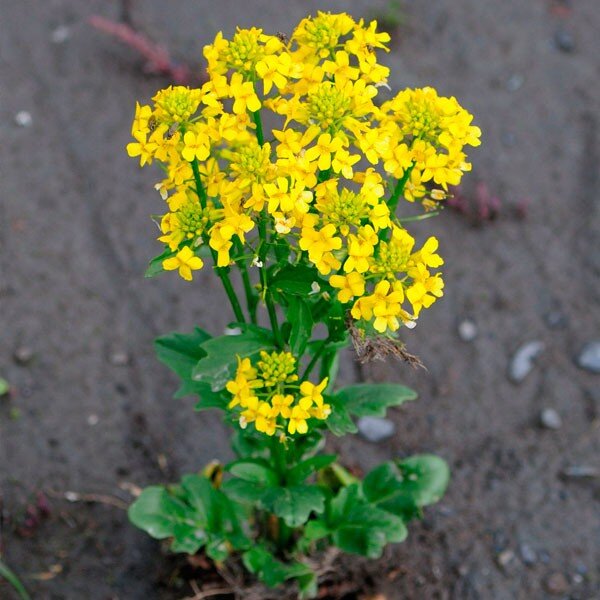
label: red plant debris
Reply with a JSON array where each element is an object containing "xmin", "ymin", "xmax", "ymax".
[
  {"xmin": 15, "ymin": 492, "xmax": 51, "ymax": 538},
  {"xmin": 89, "ymin": 15, "xmax": 200, "ymax": 85},
  {"xmin": 447, "ymin": 182, "xmax": 528, "ymax": 225}
]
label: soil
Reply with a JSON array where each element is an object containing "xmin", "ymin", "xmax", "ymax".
[{"xmin": 1, "ymin": 1, "xmax": 599, "ymax": 599}]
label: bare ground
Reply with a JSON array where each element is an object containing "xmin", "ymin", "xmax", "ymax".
[{"xmin": 1, "ymin": 1, "xmax": 599, "ymax": 598}]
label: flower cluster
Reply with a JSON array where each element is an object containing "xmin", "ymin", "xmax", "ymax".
[
  {"xmin": 126, "ymin": 11, "xmax": 480, "ymax": 333},
  {"xmin": 226, "ymin": 352, "xmax": 330, "ymax": 437}
]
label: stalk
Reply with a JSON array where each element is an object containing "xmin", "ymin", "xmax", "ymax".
[{"xmin": 190, "ymin": 159, "xmax": 246, "ymax": 324}]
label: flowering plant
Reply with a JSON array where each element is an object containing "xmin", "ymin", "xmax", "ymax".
[{"xmin": 126, "ymin": 11, "xmax": 479, "ymax": 596}]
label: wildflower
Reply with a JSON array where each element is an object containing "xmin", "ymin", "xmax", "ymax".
[
  {"xmin": 182, "ymin": 131, "xmax": 210, "ymax": 162},
  {"xmin": 162, "ymin": 246, "xmax": 204, "ymax": 281},
  {"xmin": 229, "ymin": 73, "xmax": 261, "ymax": 115},
  {"xmin": 305, "ymin": 133, "xmax": 344, "ymax": 171},
  {"xmin": 330, "ymin": 272, "xmax": 365, "ymax": 304}
]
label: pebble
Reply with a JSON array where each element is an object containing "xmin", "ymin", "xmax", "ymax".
[
  {"xmin": 506, "ymin": 74, "xmax": 524, "ymax": 92},
  {"xmin": 496, "ymin": 549, "xmax": 515, "ymax": 571},
  {"xmin": 544, "ymin": 572, "xmax": 569, "ymax": 595},
  {"xmin": 14, "ymin": 111, "xmax": 32, "ymax": 127},
  {"xmin": 51, "ymin": 25, "xmax": 71, "ymax": 44},
  {"xmin": 508, "ymin": 341, "xmax": 544, "ymax": 383},
  {"xmin": 357, "ymin": 416, "xmax": 396, "ymax": 443},
  {"xmin": 14, "ymin": 346, "xmax": 34, "ymax": 365},
  {"xmin": 519, "ymin": 543, "xmax": 537, "ymax": 566},
  {"xmin": 554, "ymin": 29, "xmax": 575, "ymax": 53},
  {"xmin": 543, "ymin": 309, "xmax": 568, "ymax": 330},
  {"xmin": 561, "ymin": 465, "xmax": 600, "ymax": 479},
  {"xmin": 540, "ymin": 408, "xmax": 562, "ymax": 430},
  {"xmin": 87, "ymin": 414, "xmax": 99, "ymax": 426},
  {"xmin": 109, "ymin": 351, "xmax": 130, "ymax": 367},
  {"xmin": 576, "ymin": 341, "xmax": 600, "ymax": 374},
  {"xmin": 458, "ymin": 319, "xmax": 478, "ymax": 342}
]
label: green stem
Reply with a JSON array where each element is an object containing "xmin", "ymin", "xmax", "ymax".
[
  {"xmin": 388, "ymin": 163, "xmax": 415, "ymax": 214},
  {"xmin": 258, "ymin": 213, "xmax": 284, "ymax": 348},
  {"xmin": 252, "ymin": 110, "xmax": 264, "ymax": 146},
  {"xmin": 190, "ymin": 158, "xmax": 207, "ymax": 207},
  {"xmin": 0, "ymin": 559, "xmax": 31, "ymax": 600},
  {"xmin": 190, "ymin": 160, "xmax": 246, "ymax": 324},
  {"xmin": 302, "ymin": 339, "xmax": 328, "ymax": 381},
  {"xmin": 235, "ymin": 240, "xmax": 258, "ymax": 324}
]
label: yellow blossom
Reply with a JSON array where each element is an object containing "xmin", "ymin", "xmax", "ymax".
[{"xmin": 162, "ymin": 246, "xmax": 204, "ymax": 281}]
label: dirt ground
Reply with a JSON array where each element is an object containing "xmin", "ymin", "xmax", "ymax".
[{"xmin": 1, "ymin": 0, "xmax": 599, "ymax": 598}]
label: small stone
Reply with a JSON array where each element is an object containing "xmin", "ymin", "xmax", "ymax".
[
  {"xmin": 543, "ymin": 309, "xmax": 568, "ymax": 329},
  {"xmin": 572, "ymin": 573, "xmax": 583, "ymax": 585},
  {"xmin": 506, "ymin": 74, "xmax": 524, "ymax": 92},
  {"xmin": 14, "ymin": 346, "xmax": 34, "ymax": 365},
  {"xmin": 554, "ymin": 29, "xmax": 575, "ymax": 53},
  {"xmin": 496, "ymin": 549, "xmax": 515, "ymax": 570},
  {"xmin": 109, "ymin": 351, "xmax": 130, "ymax": 367},
  {"xmin": 51, "ymin": 25, "xmax": 71, "ymax": 44},
  {"xmin": 519, "ymin": 543, "xmax": 537, "ymax": 566},
  {"xmin": 561, "ymin": 465, "xmax": 600, "ymax": 479},
  {"xmin": 14, "ymin": 111, "xmax": 32, "ymax": 127},
  {"xmin": 544, "ymin": 572, "xmax": 569, "ymax": 595},
  {"xmin": 87, "ymin": 414, "xmax": 99, "ymax": 426},
  {"xmin": 458, "ymin": 319, "xmax": 478, "ymax": 342},
  {"xmin": 540, "ymin": 408, "xmax": 562, "ymax": 430},
  {"xmin": 508, "ymin": 341, "xmax": 544, "ymax": 383},
  {"xmin": 538, "ymin": 550, "xmax": 551, "ymax": 564},
  {"xmin": 357, "ymin": 416, "xmax": 396, "ymax": 443},
  {"xmin": 576, "ymin": 341, "xmax": 600, "ymax": 374}
]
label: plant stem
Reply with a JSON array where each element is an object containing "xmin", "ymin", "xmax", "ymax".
[
  {"xmin": 252, "ymin": 110, "xmax": 264, "ymax": 146},
  {"xmin": 190, "ymin": 159, "xmax": 246, "ymax": 324},
  {"xmin": 388, "ymin": 163, "xmax": 414, "ymax": 214},
  {"xmin": 0, "ymin": 559, "xmax": 31, "ymax": 600},
  {"xmin": 235, "ymin": 240, "xmax": 258, "ymax": 324},
  {"xmin": 301, "ymin": 339, "xmax": 328, "ymax": 381}
]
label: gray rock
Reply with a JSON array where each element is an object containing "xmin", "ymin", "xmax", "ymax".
[
  {"xmin": 357, "ymin": 416, "xmax": 396, "ymax": 443},
  {"xmin": 496, "ymin": 549, "xmax": 515, "ymax": 572},
  {"xmin": 109, "ymin": 351, "xmax": 130, "ymax": 367},
  {"xmin": 554, "ymin": 29, "xmax": 575, "ymax": 53},
  {"xmin": 519, "ymin": 543, "xmax": 537, "ymax": 566},
  {"xmin": 506, "ymin": 74, "xmax": 524, "ymax": 92},
  {"xmin": 544, "ymin": 572, "xmax": 569, "ymax": 595},
  {"xmin": 14, "ymin": 346, "xmax": 34, "ymax": 365},
  {"xmin": 14, "ymin": 110, "xmax": 32, "ymax": 127},
  {"xmin": 458, "ymin": 319, "xmax": 478, "ymax": 342},
  {"xmin": 576, "ymin": 341, "xmax": 600, "ymax": 374},
  {"xmin": 561, "ymin": 465, "xmax": 600, "ymax": 479},
  {"xmin": 509, "ymin": 341, "xmax": 544, "ymax": 383},
  {"xmin": 540, "ymin": 408, "xmax": 562, "ymax": 430}
]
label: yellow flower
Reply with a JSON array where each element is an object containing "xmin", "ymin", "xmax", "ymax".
[
  {"xmin": 305, "ymin": 133, "xmax": 344, "ymax": 171},
  {"xmin": 300, "ymin": 378, "xmax": 329, "ymax": 405},
  {"xmin": 126, "ymin": 131, "xmax": 157, "ymax": 167},
  {"xmin": 287, "ymin": 401, "xmax": 311, "ymax": 435},
  {"xmin": 162, "ymin": 246, "xmax": 204, "ymax": 281},
  {"xmin": 331, "ymin": 148, "xmax": 360, "ymax": 179},
  {"xmin": 182, "ymin": 131, "xmax": 210, "ymax": 162},
  {"xmin": 209, "ymin": 225, "xmax": 233, "ymax": 267},
  {"xmin": 270, "ymin": 394, "xmax": 294, "ymax": 419},
  {"xmin": 330, "ymin": 272, "xmax": 365, "ymax": 304},
  {"xmin": 229, "ymin": 73, "xmax": 261, "ymax": 115},
  {"xmin": 299, "ymin": 223, "xmax": 342, "ymax": 264}
]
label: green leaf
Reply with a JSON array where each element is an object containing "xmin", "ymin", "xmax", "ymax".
[
  {"xmin": 395, "ymin": 454, "xmax": 450, "ymax": 507},
  {"xmin": 192, "ymin": 327, "xmax": 275, "ymax": 391},
  {"xmin": 0, "ymin": 378, "xmax": 9, "ymax": 396},
  {"xmin": 221, "ymin": 478, "xmax": 267, "ymax": 504},
  {"xmin": 325, "ymin": 399, "xmax": 357, "ymax": 436},
  {"xmin": 242, "ymin": 546, "xmax": 314, "ymax": 589},
  {"xmin": 144, "ymin": 247, "xmax": 175, "ymax": 278},
  {"xmin": 154, "ymin": 328, "xmax": 227, "ymax": 408},
  {"xmin": 128, "ymin": 486, "xmax": 198, "ymax": 540},
  {"xmin": 226, "ymin": 459, "xmax": 278, "ymax": 486},
  {"xmin": 362, "ymin": 456, "xmax": 450, "ymax": 522},
  {"xmin": 270, "ymin": 263, "xmax": 320, "ymax": 296},
  {"xmin": 286, "ymin": 297, "xmax": 313, "ymax": 356},
  {"xmin": 288, "ymin": 455, "xmax": 337, "ymax": 485},
  {"xmin": 129, "ymin": 476, "xmax": 249, "ymax": 557},
  {"xmin": 334, "ymin": 383, "xmax": 417, "ymax": 417},
  {"xmin": 262, "ymin": 485, "xmax": 325, "ymax": 527},
  {"xmin": 328, "ymin": 484, "xmax": 407, "ymax": 558}
]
